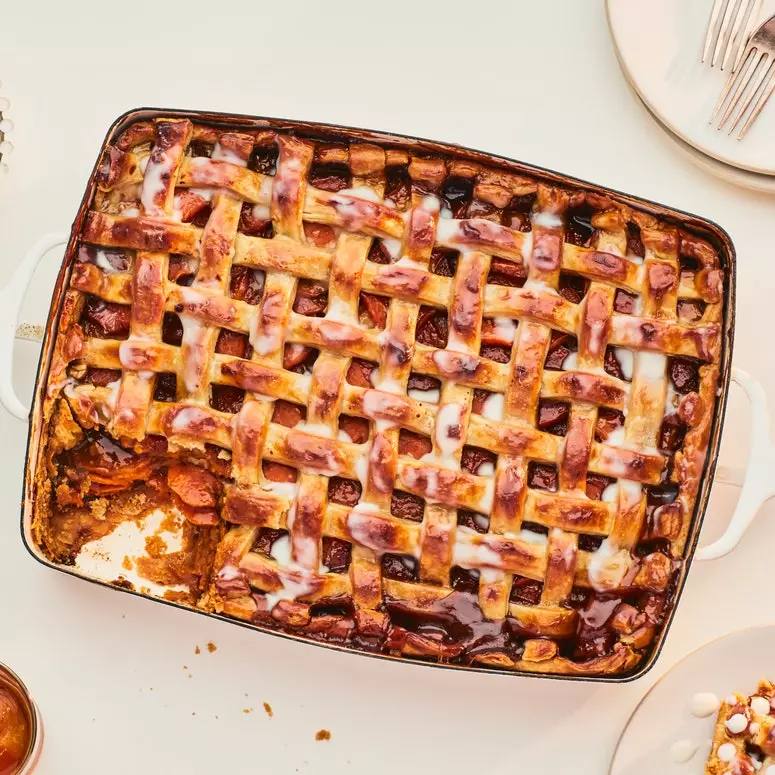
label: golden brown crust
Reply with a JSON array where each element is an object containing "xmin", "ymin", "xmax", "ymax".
[{"xmin": 32, "ymin": 115, "xmax": 728, "ymax": 677}]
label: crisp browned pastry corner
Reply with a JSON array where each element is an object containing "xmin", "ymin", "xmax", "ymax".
[{"xmin": 32, "ymin": 116, "xmax": 726, "ymax": 676}]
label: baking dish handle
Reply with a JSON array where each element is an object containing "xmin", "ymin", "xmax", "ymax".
[
  {"xmin": 0, "ymin": 232, "xmax": 68, "ymax": 421},
  {"xmin": 696, "ymin": 367, "xmax": 775, "ymax": 560}
]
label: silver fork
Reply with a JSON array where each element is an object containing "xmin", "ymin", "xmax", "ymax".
[
  {"xmin": 711, "ymin": 15, "xmax": 775, "ymax": 138},
  {"xmin": 703, "ymin": 0, "xmax": 763, "ymax": 71}
]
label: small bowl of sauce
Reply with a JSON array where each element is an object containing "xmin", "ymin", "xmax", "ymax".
[{"xmin": 0, "ymin": 663, "xmax": 41, "ymax": 775}]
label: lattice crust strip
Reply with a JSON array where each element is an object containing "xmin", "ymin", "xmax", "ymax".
[{"xmin": 39, "ymin": 116, "xmax": 726, "ymax": 676}]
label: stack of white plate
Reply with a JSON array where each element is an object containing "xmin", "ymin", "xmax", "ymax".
[{"xmin": 607, "ymin": 0, "xmax": 775, "ymax": 192}]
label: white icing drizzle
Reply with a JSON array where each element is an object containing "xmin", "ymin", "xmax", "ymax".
[
  {"xmin": 408, "ymin": 387, "xmax": 440, "ymax": 404},
  {"xmin": 346, "ymin": 503, "xmax": 397, "ymax": 555},
  {"xmin": 435, "ymin": 403, "xmax": 465, "ymax": 461},
  {"xmin": 179, "ymin": 314, "xmax": 206, "ymax": 393},
  {"xmin": 296, "ymin": 422, "xmax": 334, "ymax": 438},
  {"xmin": 257, "ymin": 175, "xmax": 274, "ymax": 208},
  {"xmin": 434, "ymin": 217, "xmax": 459, "ymax": 244},
  {"xmin": 614, "ymin": 348, "xmax": 633, "ymax": 381},
  {"xmin": 420, "ymin": 195, "xmax": 441, "ymax": 213},
  {"xmin": 619, "ymin": 479, "xmax": 641, "ymax": 509},
  {"xmin": 117, "ymin": 336, "xmax": 151, "ymax": 371},
  {"xmin": 669, "ymin": 740, "xmax": 698, "ymax": 764},
  {"xmin": 432, "ymin": 349, "xmax": 479, "ymax": 376},
  {"xmin": 452, "ymin": 529, "xmax": 502, "ymax": 569},
  {"xmin": 263, "ymin": 481, "xmax": 298, "ymax": 500},
  {"xmin": 717, "ymin": 743, "xmax": 736, "ymax": 762},
  {"xmin": 690, "ymin": 691, "xmax": 719, "ymax": 718},
  {"xmin": 562, "ymin": 351, "xmax": 578, "ymax": 371},
  {"xmin": 473, "ymin": 513, "xmax": 490, "ymax": 531},
  {"xmin": 637, "ymin": 351, "xmax": 666, "ymax": 382},
  {"xmin": 170, "ymin": 407, "xmax": 206, "ymax": 435},
  {"xmin": 373, "ymin": 375, "xmax": 403, "ymax": 395},
  {"xmin": 189, "ymin": 187, "xmax": 215, "ymax": 202},
  {"xmin": 270, "ymin": 534, "xmax": 292, "ymax": 565},
  {"xmin": 362, "ymin": 390, "xmax": 402, "ymax": 433},
  {"xmin": 726, "ymin": 713, "xmax": 749, "ymax": 734},
  {"xmin": 605, "ymin": 424, "xmax": 626, "ymax": 447},
  {"xmin": 263, "ymin": 568, "xmax": 316, "ymax": 612},
  {"xmin": 211, "ymin": 142, "xmax": 247, "ymax": 167},
  {"xmin": 319, "ymin": 320, "xmax": 360, "ymax": 345},
  {"xmin": 439, "ymin": 205, "xmax": 453, "ymax": 219},
  {"xmin": 532, "ymin": 211, "xmax": 563, "ymax": 229},
  {"xmin": 446, "ymin": 327, "xmax": 469, "ymax": 353},
  {"xmin": 751, "ymin": 696, "xmax": 771, "ymax": 716},
  {"xmin": 252, "ymin": 203, "xmax": 271, "ymax": 220},
  {"xmin": 491, "ymin": 317, "xmax": 518, "ymax": 344},
  {"xmin": 105, "ymin": 379, "xmax": 121, "ymax": 408},
  {"xmin": 338, "ymin": 428, "xmax": 353, "ymax": 442},
  {"xmin": 249, "ymin": 294, "xmax": 284, "ymax": 356},
  {"xmin": 336, "ymin": 186, "xmax": 381, "ymax": 202},
  {"xmin": 354, "ymin": 453, "xmax": 370, "ymax": 490},
  {"xmin": 121, "ymin": 206, "xmax": 140, "ymax": 218},
  {"xmin": 521, "ymin": 231, "xmax": 533, "ymax": 263},
  {"xmin": 516, "ymin": 529, "xmax": 549, "ymax": 546},
  {"xmin": 476, "ymin": 479, "xmax": 495, "ymax": 513},
  {"xmin": 477, "ymin": 462, "xmax": 495, "ymax": 477},
  {"xmin": 601, "ymin": 482, "xmax": 619, "ymax": 502},
  {"xmin": 286, "ymin": 503, "xmax": 317, "ymax": 568},
  {"xmin": 141, "ymin": 156, "xmax": 173, "ymax": 217},
  {"xmin": 523, "ymin": 278, "xmax": 559, "ymax": 296},
  {"xmin": 94, "ymin": 250, "xmax": 120, "ymax": 274},
  {"xmin": 665, "ymin": 382, "xmax": 680, "ymax": 415},
  {"xmin": 481, "ymin": 392, "xmax": 505, "ymax": 421},
  {"xmin": 326, "ymin": 296, "xmax": 357, "ymax": 324},
  {"xmin": 587, "ymin": 538, "xmax": 632, "ymax": 592},
  {"xmin": 382, "ymin": 238, "xmax": 402, "ymax": 259}
]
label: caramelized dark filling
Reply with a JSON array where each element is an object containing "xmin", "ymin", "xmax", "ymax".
[
  {"xmin": 391, "ymin": 491, "xmax": 424, "ymax": 522},
  {"xmin": 501, "ymin": 193, "xmax": 536, "ymax": 232},
  {"xmin": 415, "ymin": 306, "xmax": 449, "ymax": 348},
  {"xmin": 248, "ymin": 144, "xmax": 278, "ymax": 175},
  {"xmin": 565, "ymin": 204, "xmax": 596, "ymax": 247},
  {"xmin": 537, "ymin": 400, "xmax": 569, "ymax": 436},
  {"xmin": 544, "ymin": 332, "xmax": 578, "ymax": 370},
  {"xmin": 384, "ymin": 166, "xmax": 411, "ymax": 210},
  {"xmin": 308, "ymin": 162, "xmax": 351, "ymax": 192},
  {"xmin": 669, "ymin": 357, "xmax": 700, "ymax": 394},
  {"xmin": 441, "ymin": 176, "xmax": 473, "ymax": 218},
  {"xmin": 626, "ymin": 221, "xmax": 645, "ymax": 257},
  {"xmin": 429, "ymin": 249, "xmax": 458, "ymax": 277},
  {"xmin": 528, "ymin": 463, "xmax": 558, "ymax": 492},
  {"xmin": 558, "ymin": 273, "xmax": 589, "ymax": 304},
  {"xmin": 80, "ymin": 297, "xmax": 131, "ymax": 340}
]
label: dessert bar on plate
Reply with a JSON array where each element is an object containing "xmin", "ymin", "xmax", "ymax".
[
  {"xmin": 705, "ymin": 680, "xmax": 775, "ymax": 773},
  {"xmin": 23, "ymin": 109, "xmax": 734, "ymax": 679}
]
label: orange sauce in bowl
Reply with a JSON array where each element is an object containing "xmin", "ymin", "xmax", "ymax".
[{"xmin": 0, "ymin": 678, "xmax": 31, "ymax": 775}]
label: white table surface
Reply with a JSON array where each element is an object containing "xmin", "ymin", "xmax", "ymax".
[{"xmin": 1, "ymin": 2, "xmax": 773, "ymax": 772}]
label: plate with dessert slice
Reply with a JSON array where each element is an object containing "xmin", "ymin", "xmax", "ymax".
[{"xmin": 610, "ymin": 625, "xmax": 775, "ymax": 773}]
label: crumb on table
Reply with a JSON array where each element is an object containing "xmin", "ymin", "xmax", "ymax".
[
  {"xmin": 207, "ymin": 642, "xmax": 217, "ymax": 653},
  {"xmin": 195, "ymin": 646, "xmax": 200, "ymax": 655},
  {"xmin": 315, "ymin": 729, "xmax": 331, "ymax": 742},
  {"xmin": 263, "ymin": 702, "xmax": 273, "ymax": 718}
]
